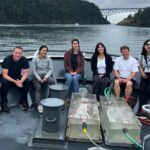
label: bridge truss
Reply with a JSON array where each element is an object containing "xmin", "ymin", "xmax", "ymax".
[{"xmin": 100, "ymin": 8, "xmax": 143, "ymax": 18}]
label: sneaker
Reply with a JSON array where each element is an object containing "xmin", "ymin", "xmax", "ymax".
[
  {"xmin": 64, "ymin": 99, "xmax": 70, "ymax": 105},
  {"xmin": 1, "ymin": 103, "xmax": 10, "ymax": 113},
  {"xmin": 19, "ymin": 102, "xmax": 29, "ymax": 110},
  {"xmin": 37, "ymin": 105, "xmax": 43, "ymax": 113}
]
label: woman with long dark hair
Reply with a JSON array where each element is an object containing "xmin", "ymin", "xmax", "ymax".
[
  {"xmin": 91, "ymin": 42, "xmax": 113, "ymax": 101},
  {"xmin": 138, "ymin": 39, "xmax": 150, "ymax": 115},
  {"xmin": 64, "ymin": 39, "xmax": 84, "ymax": 98}
]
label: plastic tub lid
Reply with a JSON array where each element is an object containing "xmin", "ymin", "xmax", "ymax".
[
  {"xmin": 41, "ymin": 98, "xmax": 64, "ymax": 107},
  {"xmin": 49, "ymin": 84, "xmax": 66, "ymax": 91}
]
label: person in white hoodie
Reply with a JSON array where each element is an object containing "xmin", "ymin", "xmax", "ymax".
[{"xmin": 31, "ymin": 45, "xmax": 56, "ymax": 113}]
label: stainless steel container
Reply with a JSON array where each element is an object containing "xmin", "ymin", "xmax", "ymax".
[
  {"xmin": 41, "ymin": 98, "xmax": 64, "ymax": 133},
  {"xmin": 49, "ymin": 84, "xmax": 67, "ymax": 100}
]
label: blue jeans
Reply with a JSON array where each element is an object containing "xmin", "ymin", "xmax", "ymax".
[{"xmin": 64, "ymin": 73, "xmax": 82, "ymax": 97}]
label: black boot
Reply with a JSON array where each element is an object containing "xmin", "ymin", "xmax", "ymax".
[{"xmin": 1, "ymin": 103, "xmax": 10, "ymax": 113}]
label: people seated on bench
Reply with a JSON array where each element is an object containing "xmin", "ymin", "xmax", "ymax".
[
  {"xmin": 91, "ymin": 42, "xmax": 113, "ymax": 101},
  {"xmin": 137, "ymin": 39, "xmax": 150, "ymax": 115},
  {"xmin": 31, "ymin": 45, "xmax": 56, "ymax": 113},
  {"xmin": 1, "ymin": 46, "xmax": 29, "ymax": 113},
  {"xmin": 113, "ymin": 45, "xmax": 138, "ymax": 99},
  {"xmin": 64, "ymin": 39, "xmax": 84, "ymax": 98}
]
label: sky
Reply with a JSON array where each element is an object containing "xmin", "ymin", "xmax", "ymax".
[
  {"xmin": 87, "ymin": 0, "xmax": 150, "ymax": 23},
  {"xmin": 87, "ymin": 0, "xmax": 150, "ymax": 8}
]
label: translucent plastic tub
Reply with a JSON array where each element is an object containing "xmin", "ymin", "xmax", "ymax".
[
  {"xmin": 67, "ymin": 93, "xmax": 101, "ymax": 141},
  {"xmin": 100, "ymin": 96, "xmax": 141, "ymax": 146}
]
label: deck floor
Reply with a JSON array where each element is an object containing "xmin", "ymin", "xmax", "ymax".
[{"xmin": 0, "ymin": 106, "xmax": 149, "ymax": 150}]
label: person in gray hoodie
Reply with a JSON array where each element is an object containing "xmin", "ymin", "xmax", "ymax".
[{"xmin": 31, "ymin": 45, "xmax": 56, "ymax": 113}]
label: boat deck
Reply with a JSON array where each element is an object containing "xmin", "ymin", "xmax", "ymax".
[
  {"xmin": 0, "ymin": 105, "xmax": 150, "ymax": 150},
  {"xmin": 0, "ymin": 55, "xmax": 149, "ymax": 150}
]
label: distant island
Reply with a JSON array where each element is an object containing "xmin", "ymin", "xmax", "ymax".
[
  {"xmin": 117, "ymin": 7, "xmax": 150, "ymax": 27},
  {"xmin": 0, "ymin": 0, "xmax": 109, "ymax": 24}
]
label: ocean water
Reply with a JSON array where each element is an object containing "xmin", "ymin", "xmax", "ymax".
[{"xmin": 0, "ymin": 24, "xmax": 150, "ymax": 59}]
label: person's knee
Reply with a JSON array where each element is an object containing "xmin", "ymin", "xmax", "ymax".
[
  {"xmin": 72, "ymin": 75, "xmax": 79, "ymax": 81},
  {"xmin": 93, "ymin": 75, "xmax": 100, "ymax": 82},
  {"xmin": 126, "ymin": 81, "xmax": 133, "ymax": 88},
  {"xmin": 33, "ymin": 82, "xmax": 41, "ymax": 91},
  {"xmin": 66, "ymin": 75, "xmax": 73, "ymax": 81}
]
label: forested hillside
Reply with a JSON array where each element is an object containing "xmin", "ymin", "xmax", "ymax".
[
  {"xmin": 0, "ymin": 0, "xmax": 109, "ymax": 24},
  {"xmin": 118, "ymin": 7, "xmax": 150, "ymax": 27}
]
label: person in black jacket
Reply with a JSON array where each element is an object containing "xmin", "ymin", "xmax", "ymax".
[{"xmin": 91, "ymin": 42, "xmax": 113, "ymax": 101}]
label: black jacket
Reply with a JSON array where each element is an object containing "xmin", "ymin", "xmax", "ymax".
[{"xmin": 91, "ymin": 54, "xmax": 113, "ymax": 77}]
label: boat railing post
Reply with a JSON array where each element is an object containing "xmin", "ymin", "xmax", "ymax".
[{"xmin": 33, "ymin": 49, "xmax": 39, "ymax": 58}]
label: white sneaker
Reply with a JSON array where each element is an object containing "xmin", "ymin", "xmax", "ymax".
[{"xmin": 37, "ymin": 105, "xmax": 43, "ymax": 113}]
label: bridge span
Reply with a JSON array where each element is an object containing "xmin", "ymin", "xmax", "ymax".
[{"xmin": 100, "ymin": 8, "xmax": 144, "ymax": 18}]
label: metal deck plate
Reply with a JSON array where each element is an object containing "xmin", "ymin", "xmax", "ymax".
[{"xmin": 29, "ymin": 107, "xmax": 68, "ymax": 148}]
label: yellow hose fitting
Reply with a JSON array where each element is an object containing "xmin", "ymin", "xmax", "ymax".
[{"xmin": 83, "ymin": 128, "xmax": 87, "ymax": 134}]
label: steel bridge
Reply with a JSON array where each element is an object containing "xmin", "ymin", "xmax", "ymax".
[{"xmin": 100, "ymin": 8, "xmax": 143, "ymax": 18}]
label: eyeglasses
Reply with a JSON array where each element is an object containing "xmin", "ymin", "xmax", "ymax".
[{"xmin": 146, "ymin": 43, "xmax": 150, "ymax": 46}]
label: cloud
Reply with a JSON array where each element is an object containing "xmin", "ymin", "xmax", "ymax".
[{"xmin": 87, "ymin": 0, "xmax": 150, "ymax": 8}]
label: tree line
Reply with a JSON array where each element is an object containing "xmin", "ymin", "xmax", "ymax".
[
  {"xmin": 118, "ymin": 7, "xmax": 150, "ymax": 27},
  {"xmin": 0, "ymin": 0, "xmax": 109, "ymax": 24}
]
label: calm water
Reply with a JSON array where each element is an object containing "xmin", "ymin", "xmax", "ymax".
[{"xmin": 0, "ymin": 24, "xmax": 150, "ymax": 59}]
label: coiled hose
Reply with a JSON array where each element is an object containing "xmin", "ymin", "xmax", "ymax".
[{"xmin": 104, "ymin": 87, "xmax": 113, "ymax": 97}]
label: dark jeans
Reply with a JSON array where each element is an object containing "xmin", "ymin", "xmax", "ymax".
[
  {"xmin": 138, "ymin": 75, "xmax": 150, "ymax": 112},
  {"xmin": 32, "ymin": 76, "xmax": 56, "ymax": 105},
  {"xmin": 92, "ymin": 75, "xmax": 110, "ymax": 101},
  {"xmin": 1, "ymin": 77, "xmax": 29, "ymax": 105}
]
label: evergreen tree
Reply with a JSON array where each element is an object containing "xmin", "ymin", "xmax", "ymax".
[
  {"xmin": 119, "ymin": 7, "xmax": 150, "ymax": 27},
  {"xmin": 0, "ymin": 0, "xmax": 109, "ymax": 24}
]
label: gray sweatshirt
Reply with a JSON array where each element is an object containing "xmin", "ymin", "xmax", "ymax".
[{"xmin": 31, "ymin": 56, "xmax": 54, "ymax": 81}]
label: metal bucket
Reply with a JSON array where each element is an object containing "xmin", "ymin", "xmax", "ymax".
[
  {"xmin": 41, "ymin": 98, "xmax": 64, "ymax": 133},
  {"xmin": 143, "ymin": 134, "xmax": 150, "ymax": 150},
  {"xmin": 49, "ymin": 84, "xmax": 67, "ymax": 100}
]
